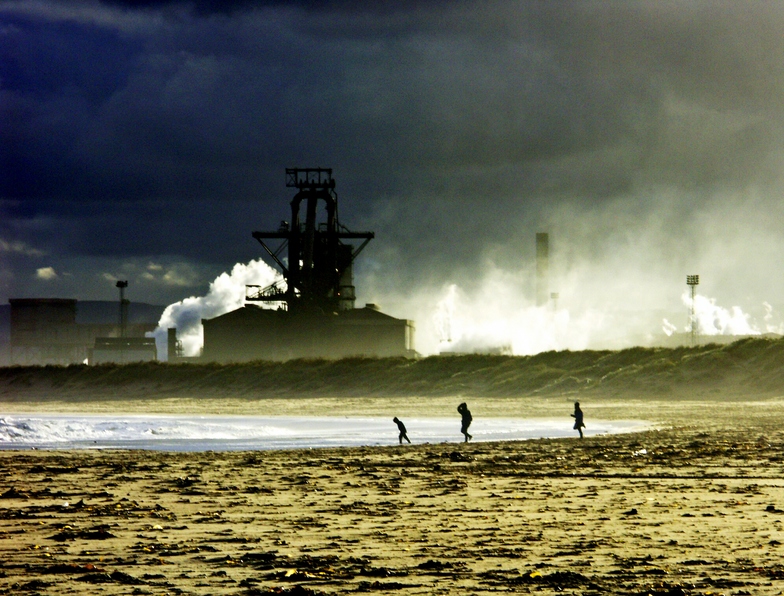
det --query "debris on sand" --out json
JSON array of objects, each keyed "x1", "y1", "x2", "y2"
[{"x1": 4, "y1": 419, "x2": 784, "y2": 594}]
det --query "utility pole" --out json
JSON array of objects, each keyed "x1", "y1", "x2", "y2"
[{"x1": 686, "y1": 275, "x2": 699, "y2": 346}]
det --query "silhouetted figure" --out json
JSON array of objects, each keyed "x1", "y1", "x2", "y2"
[
  {"x1": 393, "y1": 417, "x2": 411, "y2": 444},
  {"x1": 457, "y1": 402, "x2": 473, "y2": 442},
  {"x1": 571, "y1": 401, "x2": 585, "y2": 439}
]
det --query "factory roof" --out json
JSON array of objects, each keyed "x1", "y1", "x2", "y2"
[{"x1": 202, "y1": 304, "x2": 410, "y2": 325}]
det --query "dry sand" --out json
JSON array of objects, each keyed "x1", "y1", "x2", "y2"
[{"x1": 3, "y1": 396, "x2": 784, "y2": 595}]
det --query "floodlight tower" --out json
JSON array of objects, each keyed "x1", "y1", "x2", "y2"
[{"x1": 686, "y1": 275, "x2": 699, "y2": 346}]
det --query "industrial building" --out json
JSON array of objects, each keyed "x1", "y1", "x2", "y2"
[
  {"x1": 86, "y1": 281, "x2": 158, "y2": 365},
  {"x1": 90, "y1": 337, "x2": 157, "y2": 364},
  {"x1": 8, "y1": 298, "x2": 159, "y2": 365},
  {"x1": 201, "y1": 168, "x2": 415, "y2": 362},
  {"x1": 202, "y1": 303, "x2": 414, "y2": 361}
]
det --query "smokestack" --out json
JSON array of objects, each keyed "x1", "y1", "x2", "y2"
[
  {"x1": 167, "y1": 328, "x2": 178, "y2": 362},
  {"x1": 116, "y1": 280, "x2": 129, "y2": 337},
  {"x1": 536, "y1": 233, "x2": 549, "y2": 307}
]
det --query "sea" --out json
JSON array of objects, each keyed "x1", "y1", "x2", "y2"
[{"x1": 0, "y1": 414, "x2": 650, "y2": 452}]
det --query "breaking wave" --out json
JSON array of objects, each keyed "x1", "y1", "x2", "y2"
[{"x1": 0, "y1": 415, "x2": 648, "y2": 451}]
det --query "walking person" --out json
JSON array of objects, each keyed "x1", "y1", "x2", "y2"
[
  {"x1": 457, "y1": 402, "x2": 473, "y2": 443},
  {"x1": 571, "y1": 401, "x2": 585, "y2": 439},
  {"x1": 393, "y1": 417, "x2": 411, "y2": 444}
]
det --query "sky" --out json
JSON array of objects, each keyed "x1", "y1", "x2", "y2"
[{"x1": 3, "y1": 0, "x2": 784, "y2": 355}]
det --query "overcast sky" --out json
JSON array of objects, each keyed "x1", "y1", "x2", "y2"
[{"x1": 3, "y1": 1, "x2": 784, "y2": 352}]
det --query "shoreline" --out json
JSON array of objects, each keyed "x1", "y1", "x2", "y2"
[{"x1": 0, "y1": 412, "x2": 653, "y2": 452}]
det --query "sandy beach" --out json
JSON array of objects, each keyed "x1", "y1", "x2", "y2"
[{"x1": 3, "y1": 394, "x2": 784, "y2": 595}]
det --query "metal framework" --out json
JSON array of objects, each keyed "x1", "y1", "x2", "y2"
[{"x1": 248, "y1": 168, "x2": 374, "y2": 314}]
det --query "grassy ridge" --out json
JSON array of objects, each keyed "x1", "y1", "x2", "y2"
[{"x1": 2, "y1": 337, "x2": 784, "y2": 401}]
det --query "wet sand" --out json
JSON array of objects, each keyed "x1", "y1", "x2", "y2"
[{"x1": 2, "y1": 397, "x2": 784, "y2": 595}]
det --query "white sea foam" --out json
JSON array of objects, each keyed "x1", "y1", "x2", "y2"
[{"x1": 0, "y1": 415, "x2": 650, "y2": 452}]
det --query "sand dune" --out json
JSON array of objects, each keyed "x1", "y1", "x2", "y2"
[{"x1": 2, "y1": 337, "x2": 784, "y2": 405}]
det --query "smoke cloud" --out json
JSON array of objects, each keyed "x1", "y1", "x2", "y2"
[
  {"x1": 4, "y1": 1, "x2": 784, "y2": 356},
  {"x1": 152, "y1": 255, "x2": 784, "y2": 359},
  {"x1": 152, "y1": 259, "x2": 280, "y2": 358},
  {"x1": 661, "y1": 291, "x2": 784, "y2": 339},
  {"x1": 691, "y1": 292, "x2": 758, "y2": 337}
]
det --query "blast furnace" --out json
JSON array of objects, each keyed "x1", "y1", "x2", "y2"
[{"x1": 201, "y1": 168, "x2": 415, "y2": 362}]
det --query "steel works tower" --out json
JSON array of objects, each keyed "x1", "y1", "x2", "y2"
[
  {"x1": 247, "y1": 168, "x2": 374, "y2": 314},
  {"x1": 200, "y1": 168, "x2": 415, "y2": 362}
]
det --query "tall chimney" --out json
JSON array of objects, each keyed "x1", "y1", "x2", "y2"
[
  {"x1": 116, "y1": 280, "x2": 129, "y2": 337},
  {"x1": 535, "y1": 233, "x2": 549, "y2": 307},
  {"x1": 167, "y1": 327, "x2": 178, "y2": 362}
]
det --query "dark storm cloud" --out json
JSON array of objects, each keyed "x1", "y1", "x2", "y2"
[{"x1": 3, "y1": 0, "x2": 784, "y2": 350}]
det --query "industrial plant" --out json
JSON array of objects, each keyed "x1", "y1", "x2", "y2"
[
  {"x1": 9, "y1": 172, "x2": 769, "y2": 366},
  {"x1": 7, "y1": 296, "x2": 159, "y2": 365},
  {"x1": 3, "y1": 169, "x2": 415, "y2": 365},
  {"x1": 199, "y1": 168, "x2": 416, "y2": 362}
]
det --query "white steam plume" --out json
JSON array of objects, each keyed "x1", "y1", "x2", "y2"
[
  {"x1": 150, "y1": 260, "x2": 783, "y2": 361},
  {"x1": 685, "y1": 290, "x2": 759, "y2": 336},
  {"x1": 663, "y1": 291, "x2": 784, "y2": 339},
  {"x1": 433, "y1": 284, "x2": 457, "y2": 344},
  {"x1": 151, "y1": 259, "x2": 281, "y2": 359},
  {"x1": 763, "y1": 301, "x2": 784, "y2": 334},
  {"x1": 427, "y1": 285, "x2": 780, "y2": 355},
  {"x1": 380, "y1": 266, "x2": 784, "y2": 357},
  {"x1": 395, "y1": 266, "x2": 607, "y2": 356},
  {"x1": 429, "y1": 282, "x2": 598, "y2": 356}
]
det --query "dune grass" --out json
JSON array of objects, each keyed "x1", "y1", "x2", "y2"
[{"x1": 2, "y1": 337, "x2": 784, "y2": 403}]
